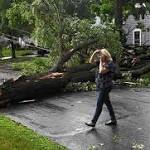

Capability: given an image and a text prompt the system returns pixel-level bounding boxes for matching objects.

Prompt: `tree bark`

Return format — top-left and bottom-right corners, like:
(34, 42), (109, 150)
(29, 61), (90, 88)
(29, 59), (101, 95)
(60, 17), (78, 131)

(130, 63), (150, 78)
(0, 69), (94, 107)
(0, 72), (70, 107)
(0, 46), (3, 58)
(115, 0), (125, 44)
(66, 63), (96, 72)
(51, 39), (98, 72)
(138, 53), (150, 60)
(115, 0), (123, 29)
(10, 41), (16, 59)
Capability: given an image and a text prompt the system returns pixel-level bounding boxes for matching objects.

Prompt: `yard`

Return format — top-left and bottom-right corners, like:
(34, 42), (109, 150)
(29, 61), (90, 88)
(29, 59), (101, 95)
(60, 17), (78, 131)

(0, 115), (67, 150)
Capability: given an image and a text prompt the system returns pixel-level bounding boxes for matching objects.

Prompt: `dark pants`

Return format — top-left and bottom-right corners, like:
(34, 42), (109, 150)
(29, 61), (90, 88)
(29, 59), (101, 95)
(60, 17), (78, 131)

(92, 87), (116, 124)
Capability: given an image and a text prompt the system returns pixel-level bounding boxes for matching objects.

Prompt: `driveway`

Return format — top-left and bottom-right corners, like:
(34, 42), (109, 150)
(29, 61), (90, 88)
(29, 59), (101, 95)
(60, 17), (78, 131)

(0, 88), (150, 150)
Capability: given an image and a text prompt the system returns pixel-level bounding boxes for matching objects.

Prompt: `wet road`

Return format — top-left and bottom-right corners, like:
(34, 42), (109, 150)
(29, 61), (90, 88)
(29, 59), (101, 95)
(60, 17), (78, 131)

(0, 88), (150, 150)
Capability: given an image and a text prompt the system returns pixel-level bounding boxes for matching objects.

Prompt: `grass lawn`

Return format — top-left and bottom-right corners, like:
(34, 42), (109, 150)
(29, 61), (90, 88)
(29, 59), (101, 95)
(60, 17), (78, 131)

(2, 48), (33, 57)
(0, 115), (67, 150)
(0, 55), (51, 76)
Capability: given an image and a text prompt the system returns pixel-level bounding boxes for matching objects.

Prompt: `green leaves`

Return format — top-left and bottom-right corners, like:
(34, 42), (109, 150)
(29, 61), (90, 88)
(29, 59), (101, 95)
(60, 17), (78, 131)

(4, 0), (122, 70)
(6, 0), (34, 29)
(12, 57), (52, 76)
(65, 81), (96, 92)
(91, 0), (114, 23)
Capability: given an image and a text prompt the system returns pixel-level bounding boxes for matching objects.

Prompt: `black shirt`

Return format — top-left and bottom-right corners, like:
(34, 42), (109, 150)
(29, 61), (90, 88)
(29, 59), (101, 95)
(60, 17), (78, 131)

(95, 61), (116, 89)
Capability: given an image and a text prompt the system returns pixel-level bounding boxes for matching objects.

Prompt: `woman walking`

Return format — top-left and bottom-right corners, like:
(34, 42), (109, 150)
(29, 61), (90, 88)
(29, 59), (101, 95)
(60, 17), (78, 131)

(85, 49), (117, 127)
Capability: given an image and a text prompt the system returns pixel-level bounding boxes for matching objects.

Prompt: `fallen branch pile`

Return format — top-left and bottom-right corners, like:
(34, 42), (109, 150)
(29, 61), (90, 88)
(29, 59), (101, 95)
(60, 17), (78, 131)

(120, 47), (150, 77)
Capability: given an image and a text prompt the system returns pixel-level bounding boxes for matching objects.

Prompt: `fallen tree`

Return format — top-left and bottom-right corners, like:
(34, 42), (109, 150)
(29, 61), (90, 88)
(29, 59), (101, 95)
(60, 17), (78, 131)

(0, 61), (121, 107)
(1, 0), (149, 109)
(0, 66), (96, 107)
(0, 73), (69, 107)
(0, 74), (67, 107)
(0, 41), (149, 108)
(130, 63), (150, 78)
(0, 60), (150, 107)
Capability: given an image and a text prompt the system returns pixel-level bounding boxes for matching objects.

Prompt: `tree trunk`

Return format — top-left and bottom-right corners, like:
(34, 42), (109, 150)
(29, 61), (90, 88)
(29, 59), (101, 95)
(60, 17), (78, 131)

(0, 62), (122, 107)
(115, 0), (125, 44)
(0, 70), (94, 107)
(139, 53), (150, 60)
(51, 39), (98, 72)
(0, 72), (70, 107)
(10, 41), (16, 59)
(130, 63), (150, 78)
(0, 46), (3, 58)
(66, 63), (96, 72)
(115, 0), (123, 29)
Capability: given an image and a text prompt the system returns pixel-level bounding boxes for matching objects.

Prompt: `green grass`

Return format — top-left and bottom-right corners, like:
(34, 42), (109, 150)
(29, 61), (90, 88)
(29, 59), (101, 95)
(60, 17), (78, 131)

(0, 115), (67, 150)
(1, 48), (59, 76)
(12, 57), (52, 76)
(0, 55), (52, 76)
(137, 72), (150, 87)
(2, 48), (32, 57)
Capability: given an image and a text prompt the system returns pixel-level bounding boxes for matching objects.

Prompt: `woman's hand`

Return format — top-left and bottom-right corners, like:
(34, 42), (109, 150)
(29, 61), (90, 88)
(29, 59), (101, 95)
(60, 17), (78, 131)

(99, 58), (109, 74)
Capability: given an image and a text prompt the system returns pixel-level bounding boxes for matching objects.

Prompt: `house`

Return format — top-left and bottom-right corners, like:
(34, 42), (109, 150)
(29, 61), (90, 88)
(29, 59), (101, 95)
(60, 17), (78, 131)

(123, 13), (150, 47)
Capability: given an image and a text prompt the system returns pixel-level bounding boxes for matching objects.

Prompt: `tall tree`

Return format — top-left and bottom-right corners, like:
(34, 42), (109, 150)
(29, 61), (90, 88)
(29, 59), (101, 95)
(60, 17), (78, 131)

(0, 0), (12, 31)
(5, 0), (121, 71)
(0, 0), (12, 57)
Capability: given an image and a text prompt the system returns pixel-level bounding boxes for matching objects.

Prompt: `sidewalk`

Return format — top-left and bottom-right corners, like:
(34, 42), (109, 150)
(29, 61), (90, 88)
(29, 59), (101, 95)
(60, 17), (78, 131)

(0, 88), (150, 150)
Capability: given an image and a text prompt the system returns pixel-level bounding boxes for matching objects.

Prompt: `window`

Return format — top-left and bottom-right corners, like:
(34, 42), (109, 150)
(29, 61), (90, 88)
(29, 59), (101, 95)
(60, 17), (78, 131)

(133, 29), (141, 46)
(134, 31), (140, 44)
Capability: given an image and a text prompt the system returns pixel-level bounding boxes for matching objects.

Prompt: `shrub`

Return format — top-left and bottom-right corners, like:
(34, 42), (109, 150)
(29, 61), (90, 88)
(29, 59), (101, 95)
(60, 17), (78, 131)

(64, 81), (96, 92)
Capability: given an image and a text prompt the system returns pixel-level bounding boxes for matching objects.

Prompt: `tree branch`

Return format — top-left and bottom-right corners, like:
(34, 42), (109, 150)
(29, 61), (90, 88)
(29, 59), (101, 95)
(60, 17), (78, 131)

(51, 39), (98, 72)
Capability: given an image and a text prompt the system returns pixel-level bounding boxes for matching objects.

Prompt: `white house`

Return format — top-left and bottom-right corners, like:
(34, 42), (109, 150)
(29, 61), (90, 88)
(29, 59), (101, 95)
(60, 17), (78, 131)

(123, 13), (150, 46)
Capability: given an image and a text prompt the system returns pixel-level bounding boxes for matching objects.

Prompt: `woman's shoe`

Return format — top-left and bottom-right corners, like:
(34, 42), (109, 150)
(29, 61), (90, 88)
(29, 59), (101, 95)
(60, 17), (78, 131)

(85, 122), (95, 127)
(105, 120), (117, 126)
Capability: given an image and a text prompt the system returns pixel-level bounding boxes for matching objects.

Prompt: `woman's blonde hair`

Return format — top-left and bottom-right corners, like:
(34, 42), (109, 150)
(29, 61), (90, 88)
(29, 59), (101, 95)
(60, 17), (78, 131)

(100, 48), (112, 61)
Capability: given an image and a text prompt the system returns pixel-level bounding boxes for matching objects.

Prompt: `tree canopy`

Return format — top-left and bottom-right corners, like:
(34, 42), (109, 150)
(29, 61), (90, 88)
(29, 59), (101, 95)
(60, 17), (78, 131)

(6, 0), (150, 70)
